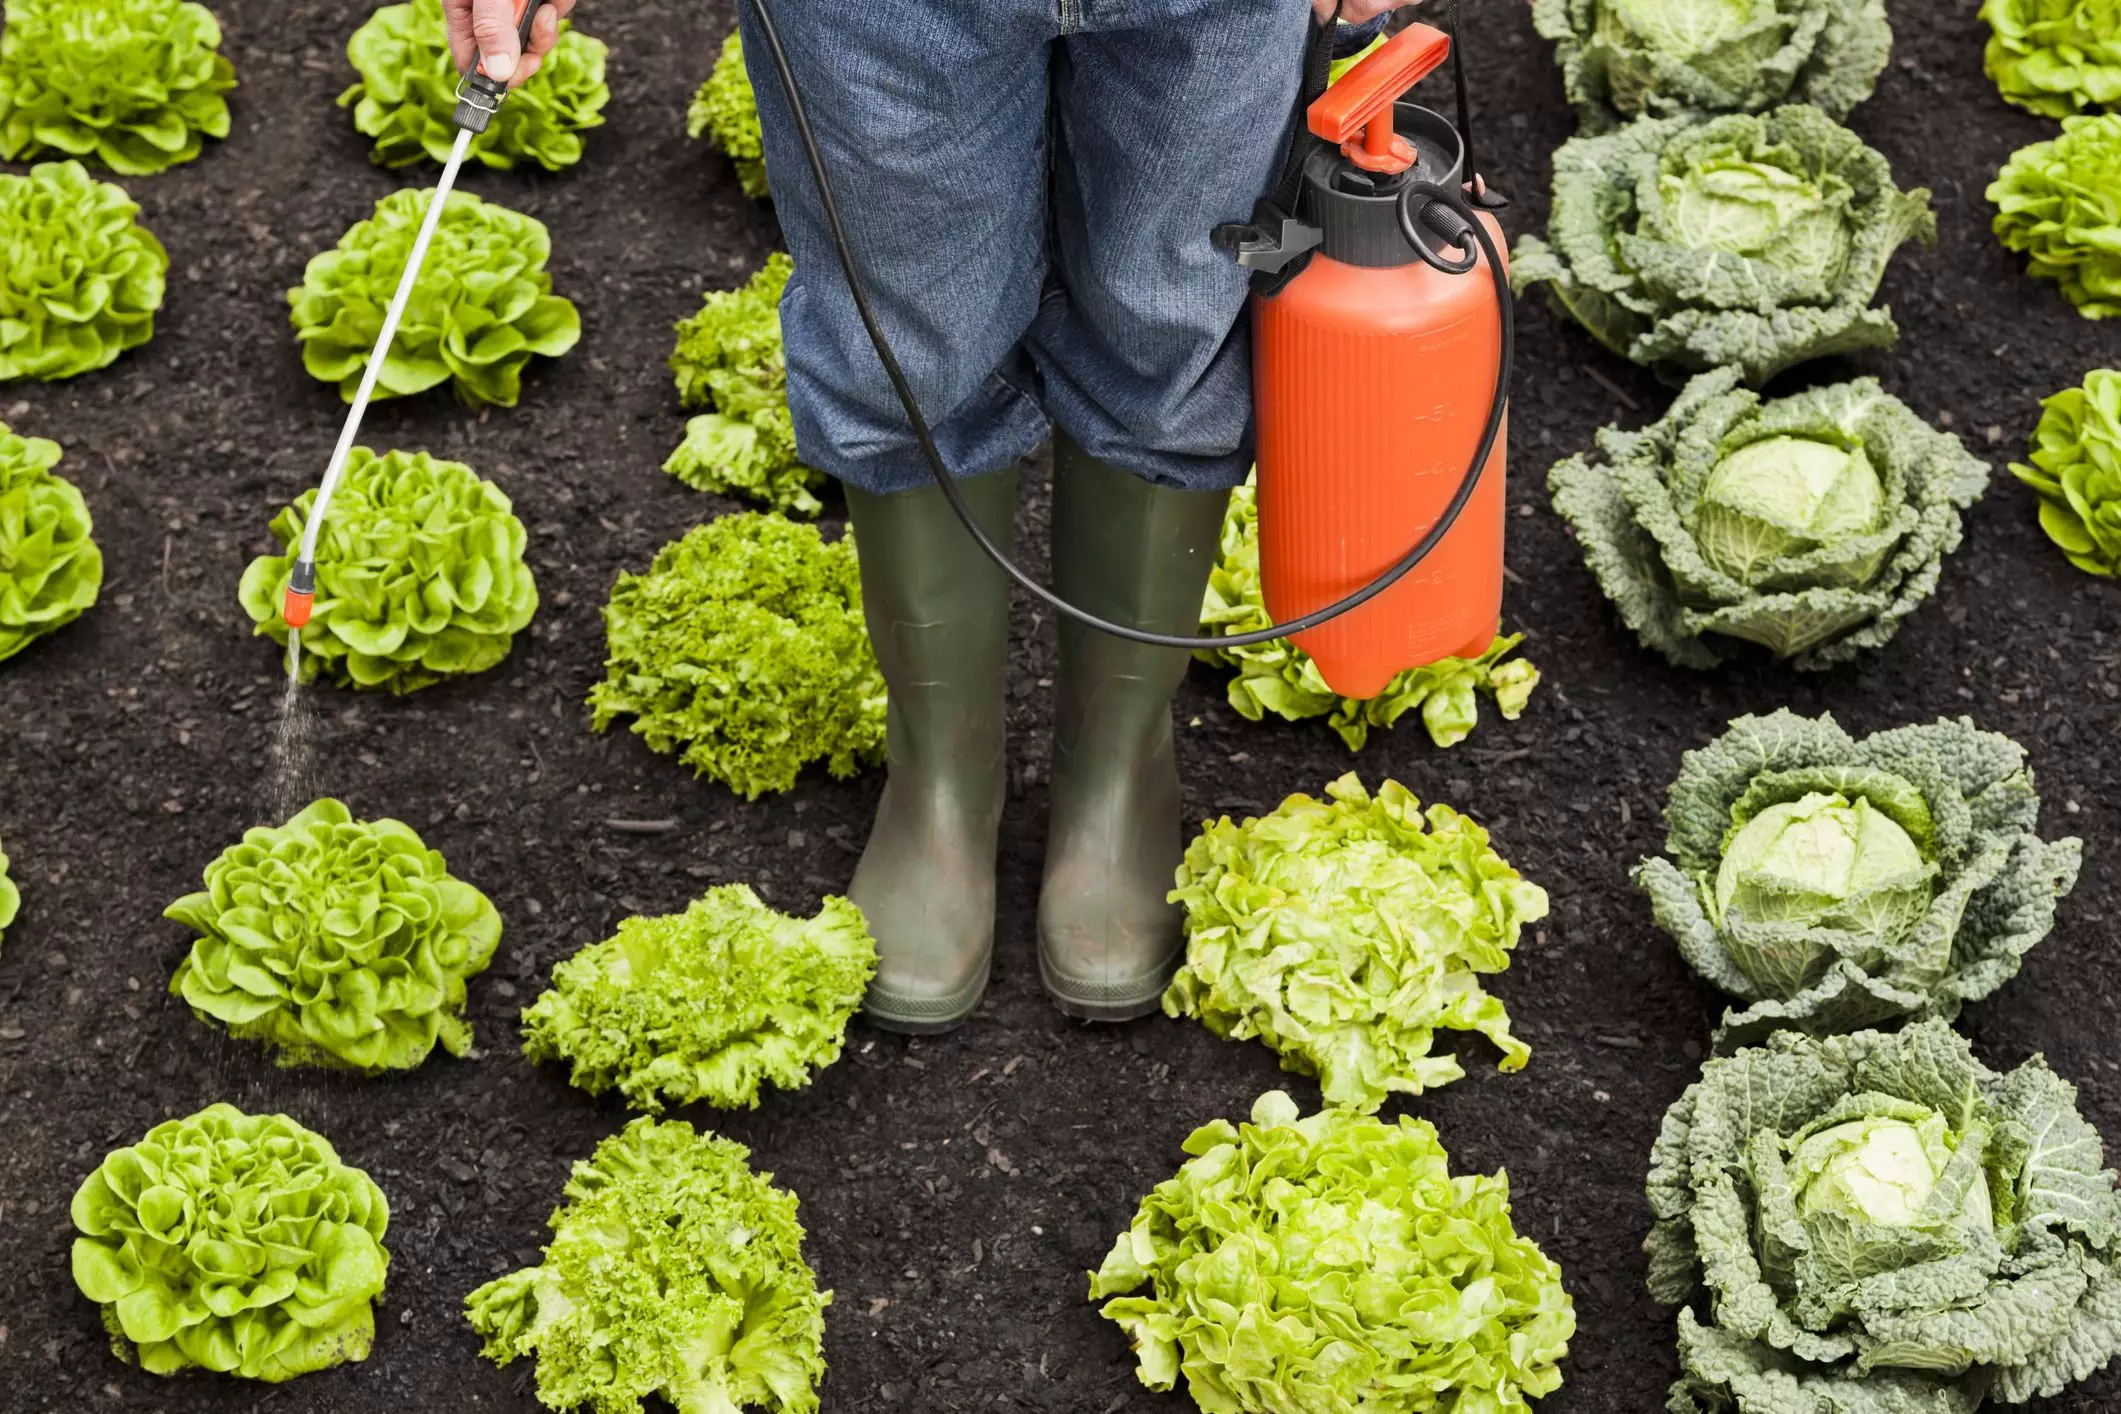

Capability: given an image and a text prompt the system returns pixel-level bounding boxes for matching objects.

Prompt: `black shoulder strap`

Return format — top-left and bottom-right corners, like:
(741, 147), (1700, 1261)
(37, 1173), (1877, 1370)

(1265, 2), (1343, 219)
(1445, 0), (1508, 210)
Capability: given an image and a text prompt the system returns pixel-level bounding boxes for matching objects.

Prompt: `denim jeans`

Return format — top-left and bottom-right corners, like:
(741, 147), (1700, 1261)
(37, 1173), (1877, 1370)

(735, 0), (1329, 494)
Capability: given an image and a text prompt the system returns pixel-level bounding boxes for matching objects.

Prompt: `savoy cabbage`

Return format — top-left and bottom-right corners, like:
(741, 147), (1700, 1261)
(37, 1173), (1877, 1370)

(1550, 368), (1989, 669)
(1636, 710), (2081, 1048)
(1512, 105), (1935, 385)
(1532, 0), (1891, 130)
(1649, 1021), (2121, 1411)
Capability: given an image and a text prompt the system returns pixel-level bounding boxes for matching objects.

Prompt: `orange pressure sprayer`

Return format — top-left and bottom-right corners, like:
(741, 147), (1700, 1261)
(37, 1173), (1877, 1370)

(1231, 23), (1512, 697)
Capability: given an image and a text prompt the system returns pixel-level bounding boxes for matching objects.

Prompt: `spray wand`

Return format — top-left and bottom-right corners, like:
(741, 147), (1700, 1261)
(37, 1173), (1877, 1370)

(281, 0), (550, 631)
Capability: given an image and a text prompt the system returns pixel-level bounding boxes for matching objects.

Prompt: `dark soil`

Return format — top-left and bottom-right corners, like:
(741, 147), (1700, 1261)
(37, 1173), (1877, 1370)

(2, 1), (2116, 1410)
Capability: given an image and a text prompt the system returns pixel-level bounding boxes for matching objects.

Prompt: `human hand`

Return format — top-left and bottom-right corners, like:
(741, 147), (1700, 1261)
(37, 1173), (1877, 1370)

(443, 0), (576, 86)
(1313, 0), (1428, 22)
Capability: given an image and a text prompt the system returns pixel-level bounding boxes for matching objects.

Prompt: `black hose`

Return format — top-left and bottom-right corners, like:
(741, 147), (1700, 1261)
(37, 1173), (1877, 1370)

(744, 0), (1512, 651)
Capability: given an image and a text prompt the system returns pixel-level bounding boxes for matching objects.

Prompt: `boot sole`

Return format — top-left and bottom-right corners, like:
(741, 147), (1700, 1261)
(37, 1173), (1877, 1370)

(862, 953), (992, 1035)
(1038, 946), (1176, 1023)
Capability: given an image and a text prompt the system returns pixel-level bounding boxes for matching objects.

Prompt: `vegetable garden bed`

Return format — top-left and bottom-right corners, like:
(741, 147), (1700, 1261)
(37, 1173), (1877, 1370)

(1, 1), (2117, 1411)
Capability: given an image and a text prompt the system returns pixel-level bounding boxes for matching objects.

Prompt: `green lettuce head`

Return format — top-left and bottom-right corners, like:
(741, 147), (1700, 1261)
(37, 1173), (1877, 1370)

(289, 187), (580, 407)
(1983, 0), (2121, 117)
(0, 0), (235, 175)
(1165, 773), (1547, 1113)
(522, 884), (876, 1113)
(1635, 710), (2081, 1048)
(167, 799), (502, 1073)
(466, 1116), (828, 1414)
(1648, 1021), (2121, 1412)
(1550, 369), (1988, 669)
(0, 160), (166, 382)
(666, 251), (823, 515)
(71, 1105), (391, 1381)
(1512, 106), (1935, 386)
(237, 447), (538, 693)
(1531, 0), (1891, 130)
(2013, 368), (2121, 575)
(1198, 478), (1539, 748)
(340, 0), (608, 171)
(0, 420), (102, 662)
(588, 513), (886, 800)
(0, 832), (18, 952)
(688, 30), (767, 199)
(1990, 114), (2121, 320)
(1091, 1090), (1576, 1414)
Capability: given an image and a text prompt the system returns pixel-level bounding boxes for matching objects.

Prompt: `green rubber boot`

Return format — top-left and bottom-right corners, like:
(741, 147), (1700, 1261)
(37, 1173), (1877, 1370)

(1039, 436), (1229, 1020)
(845, 470), (1019, 1033)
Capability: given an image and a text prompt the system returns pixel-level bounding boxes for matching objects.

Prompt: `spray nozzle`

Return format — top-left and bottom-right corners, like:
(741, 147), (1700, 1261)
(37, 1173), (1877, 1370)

(282, 559), (317, 629)
(452, 0), (549, 134)
(1308, 24), (1452, 176)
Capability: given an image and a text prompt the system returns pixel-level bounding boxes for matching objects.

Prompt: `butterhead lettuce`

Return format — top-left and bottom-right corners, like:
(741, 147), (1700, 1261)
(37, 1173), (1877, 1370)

(1092, 1090), (1575, 1413)
(0, 419), (102, 662)
(2013, 367), (2121, 575)
(0, 0), (235, 175)
(0, 160), (165, 382)
(666, 252), (823, 516)
(689, 31), (767, 199)
(1989, 113), (2121, 320)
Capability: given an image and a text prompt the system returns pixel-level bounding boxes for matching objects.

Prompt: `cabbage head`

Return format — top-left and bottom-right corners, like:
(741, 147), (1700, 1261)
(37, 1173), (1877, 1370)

(688, 30), (767, 199)
(0, 160), (166, 382)
(1198, 478), (1539, 748)
(667, 251), (824, 515)
(466, 1116), (828, 1414)
(71, 1104), (391, 1381)
(521, 884), (876, 1113)
(340, 0), (608, 171)
(1990, 113), (2121, 320)
(1165, 773), (1547, 1113)
(167, 799), (502, 1073)
(588, 513), (886, 800)
(1983, 0), (2121, 117)
(1550, 369), (1988, 669)
(1531, 0), (1891, 130)
(0, 419), (102, 662)
(1512, 106), (1936, 386)
(1636, 710), (2081, 1048)
(0, 831), (18, 953)
(237, 447), (538, 693)
(1648, 1021), (2121, 1411)
(0, 0), (235, 175)
(1091, 1090), (1576, 1414)
(2013, 368), (2121, 575)
(289, 187), (581, 407)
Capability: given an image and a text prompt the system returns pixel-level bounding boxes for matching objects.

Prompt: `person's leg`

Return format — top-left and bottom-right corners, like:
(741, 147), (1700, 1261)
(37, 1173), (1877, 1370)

(1032, 0), (1311, 1017)
(736, 0), (1054, 1029)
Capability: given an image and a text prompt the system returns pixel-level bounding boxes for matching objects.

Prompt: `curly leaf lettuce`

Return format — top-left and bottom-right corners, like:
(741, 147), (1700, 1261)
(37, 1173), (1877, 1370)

(688, 30), (767, 199)
(588, 514), (886, 800)
(1512, 106), (1935, 385)
(1990, 113), (2121, 320)
(465, 1116), (828, 1414)
(167, 799), (502, 1073)
(2014, 368), (2121, 575)
(1636, 710), (2081, 1048)
(0, 419), (101, 662)
(0, 832), (18, 953)
(1649, 1021), (2121, 1411)
(1165, 773), (1548, 1113)
(289, 187), (580, 407)
(522, 884), (876, 1113)
(1198, 478), (1539, 748)
(1983, 0), (2121, 117)
(1092, 1090), (1575, 1414)
(340, 0), (608, 171)
(0, 0), (235, 175)
(72, 1105), (391, 1381)
(1531, 0), (1892, 130)
(0, 160), (166, 382)
(236, 447), (538, 693)
(1550, 369), (1988, 669)
(667, 252), (823, 515)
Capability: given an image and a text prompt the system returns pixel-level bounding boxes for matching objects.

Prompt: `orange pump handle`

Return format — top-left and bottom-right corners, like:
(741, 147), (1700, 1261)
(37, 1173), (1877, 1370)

(1307, 24), (1453, 175)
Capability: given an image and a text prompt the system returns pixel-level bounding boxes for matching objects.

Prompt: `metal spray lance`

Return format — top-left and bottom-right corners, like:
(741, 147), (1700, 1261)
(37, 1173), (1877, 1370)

(280, 0), (552, 630)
